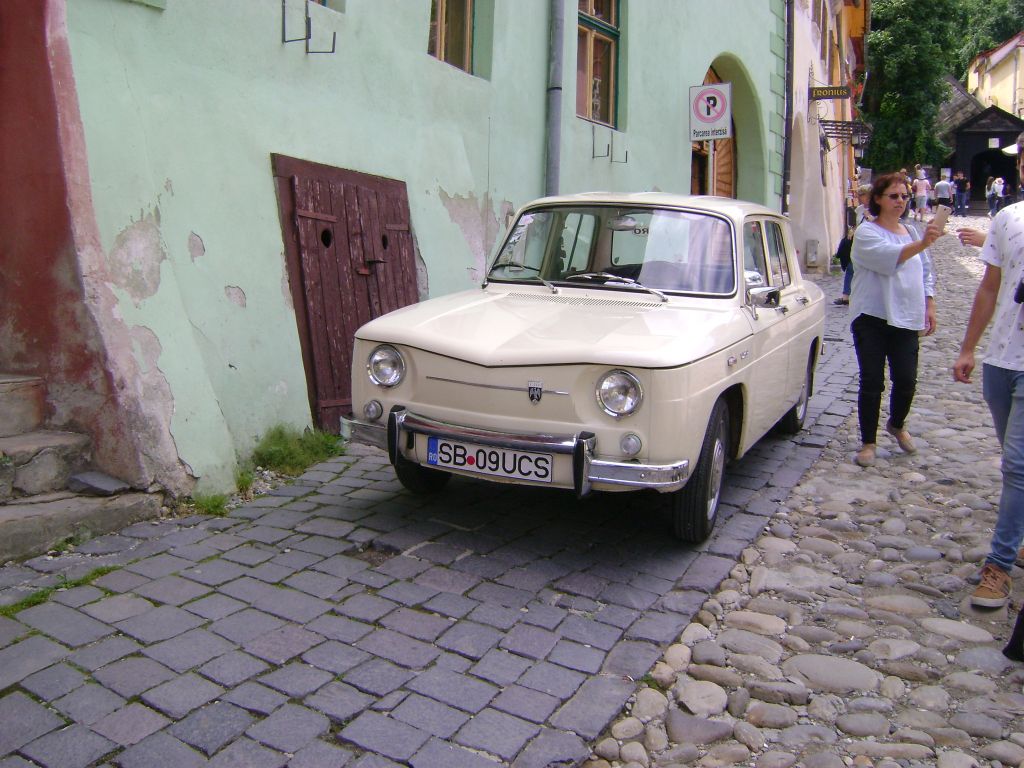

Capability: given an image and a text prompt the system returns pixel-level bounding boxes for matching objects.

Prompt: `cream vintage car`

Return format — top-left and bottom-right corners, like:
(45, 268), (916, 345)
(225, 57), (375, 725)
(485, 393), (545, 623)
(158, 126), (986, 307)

(342, 192), (825, 542)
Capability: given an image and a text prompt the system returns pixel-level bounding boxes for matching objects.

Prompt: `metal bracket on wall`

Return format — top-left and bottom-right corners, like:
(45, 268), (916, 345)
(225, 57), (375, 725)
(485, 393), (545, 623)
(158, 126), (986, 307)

(281, 0), (337, 54)
(591, 124), (610, 159)
(610, 131), (628, 164)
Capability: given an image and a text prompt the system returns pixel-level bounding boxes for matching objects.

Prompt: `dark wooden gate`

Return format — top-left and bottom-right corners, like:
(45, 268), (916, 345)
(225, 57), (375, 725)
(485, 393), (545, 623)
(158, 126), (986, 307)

(272, 155), (419, 433)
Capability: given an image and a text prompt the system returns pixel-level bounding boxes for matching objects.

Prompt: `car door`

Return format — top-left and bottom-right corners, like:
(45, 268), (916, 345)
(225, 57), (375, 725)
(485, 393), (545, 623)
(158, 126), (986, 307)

(741, 219), (791, 441)
(763, 219), (815, 402)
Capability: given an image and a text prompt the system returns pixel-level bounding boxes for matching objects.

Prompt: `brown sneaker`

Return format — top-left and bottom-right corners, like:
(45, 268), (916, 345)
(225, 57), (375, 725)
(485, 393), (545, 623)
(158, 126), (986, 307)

(885, 421), (917, 454)
(971, 563), (1012, 608)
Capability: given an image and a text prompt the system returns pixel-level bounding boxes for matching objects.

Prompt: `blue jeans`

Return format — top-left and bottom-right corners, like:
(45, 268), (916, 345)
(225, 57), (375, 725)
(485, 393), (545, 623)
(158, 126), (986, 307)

(842, 262), (854, 296)
(954, 191), (968, 215)
(983, 363), (1024, 571)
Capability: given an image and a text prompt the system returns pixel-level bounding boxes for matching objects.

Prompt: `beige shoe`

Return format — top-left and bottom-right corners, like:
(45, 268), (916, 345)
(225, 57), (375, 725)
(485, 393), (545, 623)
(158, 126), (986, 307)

(1016, 547), (1024, 568)
(971, 563), (1012, 608)
(854, 444), (876, 467)
(885, 421), (917, 454)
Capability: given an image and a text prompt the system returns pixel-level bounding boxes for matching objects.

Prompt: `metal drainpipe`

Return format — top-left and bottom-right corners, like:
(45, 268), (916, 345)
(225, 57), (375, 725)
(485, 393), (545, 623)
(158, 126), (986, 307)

(781, 0), (795, 214)
(545, 0), (564, 197)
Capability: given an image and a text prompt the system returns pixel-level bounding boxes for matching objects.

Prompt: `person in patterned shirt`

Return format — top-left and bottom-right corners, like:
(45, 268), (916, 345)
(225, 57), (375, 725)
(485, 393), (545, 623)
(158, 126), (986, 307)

(953, 131), (1024, 610)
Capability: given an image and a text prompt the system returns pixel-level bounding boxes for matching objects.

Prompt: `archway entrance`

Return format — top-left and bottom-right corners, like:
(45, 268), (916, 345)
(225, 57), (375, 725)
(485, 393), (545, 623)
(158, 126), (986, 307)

(691, 67), (736, 197)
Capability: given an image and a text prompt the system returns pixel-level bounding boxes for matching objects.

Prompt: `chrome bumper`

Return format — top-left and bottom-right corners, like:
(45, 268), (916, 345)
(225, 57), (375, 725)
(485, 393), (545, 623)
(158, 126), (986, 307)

(341, 406), (690, 497)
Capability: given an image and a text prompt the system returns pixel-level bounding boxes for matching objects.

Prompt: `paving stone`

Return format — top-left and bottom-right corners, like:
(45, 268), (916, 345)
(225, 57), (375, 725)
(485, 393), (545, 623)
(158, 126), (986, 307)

(406, 667), (498, 713)
(21, 662), (85, 701)
(305, 681), (374, 723)
(436, 621), (503, 660)
(490, 684), (561, 724)
(180, 558), (250, 586)
(68, 635), (140, 672)
(549, 676), (635, 740)
(283, 571), (347, 600)
(466, 602), (520, 630)
(208, 737), (287, 768)
(455, 707), (539, 760)
(0, 756), (39, 768)
(91, 703), (170, 746)
(115, 730), (207, 768)
(288, 739), (355, 768)
(0, 691), (64, 755)
(305, 614), (374, 644)
(143, 628), (236, 673)
(222, 681), (288, 716)
(126, 554), (193, 579)
(115, 605), (205, 644)
(499, 623), (559, 660)
(356, 628), (441, 669)
(93, 656), (177, 698)
(246, 703), (329, 754)
(601, 639), (662, 680)
(169, 701), (255, 756)
(556, 614), (622, 651)
(198, 650), (270, 687)
(142, 673), (224, 719)
(92, 569), (151, 593)
(210, 609), (285, 644)
(134, 575), (212, 606)
(254, 588), (333, 624)
(81, 594), (155, 623)
(627, 610), (689, 644)
(379, 607), (452, 642)
(292, 536), (353, 558)
(309, 553), (368, 580)
(339, 711), (430, 762)
(51, 584), (105, 608)
(247, 561), (296, 584)
(520, 601), (568, 631)
(21, 723), (117, 768)
(244, 624), (323, 665)
(470, 649), (533, 686)
(183, 593), (247, 621)
(391, 693), (470, 739)
(260, 662), (333, 697)
(517, 661), (586, 701)
(52, 683), (125, 725)
(507, 727), (588, 768)
(0, 615), (27, 649)
(415, 566), (481, 596)
(342, 657), (415, 696)
(548, 639), (604, 673)
(336, 593), (398, 622)
(17, 602), (113, 647)
(376, 581), (438, 607)
(410, 737), (502, 768)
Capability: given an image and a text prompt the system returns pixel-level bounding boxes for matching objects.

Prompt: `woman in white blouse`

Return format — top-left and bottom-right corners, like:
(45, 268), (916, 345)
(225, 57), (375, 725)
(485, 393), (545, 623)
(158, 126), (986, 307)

(849, 172), (944, 467)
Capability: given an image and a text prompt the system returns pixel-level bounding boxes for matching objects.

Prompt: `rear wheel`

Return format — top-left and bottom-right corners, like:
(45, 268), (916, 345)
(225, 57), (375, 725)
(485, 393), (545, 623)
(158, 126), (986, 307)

(778, 353), (814, 434)
(671, 398), (729, 543)
(393, 451), (450, 494)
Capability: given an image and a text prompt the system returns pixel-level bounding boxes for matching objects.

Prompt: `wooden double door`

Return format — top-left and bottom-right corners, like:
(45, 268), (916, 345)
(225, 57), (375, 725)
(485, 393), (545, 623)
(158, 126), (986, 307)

(273, 155), (419, 433)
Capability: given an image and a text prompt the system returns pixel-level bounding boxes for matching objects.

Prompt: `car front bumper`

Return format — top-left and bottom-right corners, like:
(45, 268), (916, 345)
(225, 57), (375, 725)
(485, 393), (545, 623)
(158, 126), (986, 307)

(341, 406), (690, 497)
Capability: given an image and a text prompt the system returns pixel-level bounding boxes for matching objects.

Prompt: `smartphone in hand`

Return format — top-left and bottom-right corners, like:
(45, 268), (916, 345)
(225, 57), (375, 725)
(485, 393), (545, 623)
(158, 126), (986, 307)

(932, 204), (952, 229)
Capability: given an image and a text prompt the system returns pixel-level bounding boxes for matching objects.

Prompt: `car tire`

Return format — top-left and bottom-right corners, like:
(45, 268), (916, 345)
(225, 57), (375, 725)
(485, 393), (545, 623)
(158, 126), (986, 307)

(393, 451), (451, 494)
(671, 398), (729, 543)
(778, 353), (813, 434)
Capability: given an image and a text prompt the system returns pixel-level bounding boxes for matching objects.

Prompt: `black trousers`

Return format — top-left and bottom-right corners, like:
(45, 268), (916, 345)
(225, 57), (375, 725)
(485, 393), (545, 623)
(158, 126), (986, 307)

(851, 313), (920, 445)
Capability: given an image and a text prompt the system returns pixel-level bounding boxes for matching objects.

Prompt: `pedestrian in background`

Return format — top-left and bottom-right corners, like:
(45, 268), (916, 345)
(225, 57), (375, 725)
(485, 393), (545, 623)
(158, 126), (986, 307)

(912, 173), (931, 221)
(953, 131), (1024, 610)
(834, 185), (872, 306)
(934, 173), (952, 212)
(849, 172), (940, 468)
(986, 176), (997, 217)
(952, 170), (970, 216)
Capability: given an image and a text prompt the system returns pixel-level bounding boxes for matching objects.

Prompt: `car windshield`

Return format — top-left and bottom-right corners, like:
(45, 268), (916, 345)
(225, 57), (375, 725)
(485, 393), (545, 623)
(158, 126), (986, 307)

(488, 206), (736, 295)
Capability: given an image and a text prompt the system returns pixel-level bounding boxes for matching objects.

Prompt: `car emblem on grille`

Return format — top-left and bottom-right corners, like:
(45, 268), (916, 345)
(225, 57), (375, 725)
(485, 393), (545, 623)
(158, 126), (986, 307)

(528, 381), (543, 403)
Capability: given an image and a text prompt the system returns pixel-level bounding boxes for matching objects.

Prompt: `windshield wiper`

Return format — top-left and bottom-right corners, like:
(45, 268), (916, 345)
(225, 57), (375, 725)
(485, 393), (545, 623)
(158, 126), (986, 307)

(485, 263), (558, 294)
(563, 272), (668, 303)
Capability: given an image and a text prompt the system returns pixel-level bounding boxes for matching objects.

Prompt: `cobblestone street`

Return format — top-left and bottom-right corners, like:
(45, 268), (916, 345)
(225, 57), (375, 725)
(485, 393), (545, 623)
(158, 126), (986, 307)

(1, 215), (1021, 767)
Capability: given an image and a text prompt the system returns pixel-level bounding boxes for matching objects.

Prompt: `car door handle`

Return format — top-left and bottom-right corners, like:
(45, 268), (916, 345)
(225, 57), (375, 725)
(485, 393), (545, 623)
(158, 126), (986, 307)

(796, 295), (809, 305)
(776, 305), (789, 314)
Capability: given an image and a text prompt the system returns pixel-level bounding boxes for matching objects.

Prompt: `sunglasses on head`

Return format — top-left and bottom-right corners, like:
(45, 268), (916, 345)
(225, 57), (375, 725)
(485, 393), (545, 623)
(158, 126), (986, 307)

(885, 193), (910, 201)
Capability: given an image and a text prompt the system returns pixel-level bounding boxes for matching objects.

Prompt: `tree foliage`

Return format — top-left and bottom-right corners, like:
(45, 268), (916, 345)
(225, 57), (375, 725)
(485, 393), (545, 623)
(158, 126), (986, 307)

(861, 0), (962, 171)
(955, 0), (1024, 76)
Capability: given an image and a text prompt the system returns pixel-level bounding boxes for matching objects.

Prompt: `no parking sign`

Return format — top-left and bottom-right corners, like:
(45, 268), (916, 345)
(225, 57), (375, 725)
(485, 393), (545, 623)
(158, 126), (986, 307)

(689, 83), (732, 141)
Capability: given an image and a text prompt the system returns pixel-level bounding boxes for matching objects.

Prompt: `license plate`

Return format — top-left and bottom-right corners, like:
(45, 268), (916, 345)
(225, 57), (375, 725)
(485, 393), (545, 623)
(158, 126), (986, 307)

(426, 437), (553, 483)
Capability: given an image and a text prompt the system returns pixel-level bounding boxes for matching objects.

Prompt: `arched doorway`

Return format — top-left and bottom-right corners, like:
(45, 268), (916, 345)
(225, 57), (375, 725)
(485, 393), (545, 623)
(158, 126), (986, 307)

(691, 67), (736, 197)
(970, 148), (1019, 202)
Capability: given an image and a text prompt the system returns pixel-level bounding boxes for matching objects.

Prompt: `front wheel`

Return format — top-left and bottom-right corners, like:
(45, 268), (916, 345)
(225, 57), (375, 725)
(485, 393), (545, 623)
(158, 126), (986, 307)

(671, 399), (729, 543)
(393, 451), (450, 494)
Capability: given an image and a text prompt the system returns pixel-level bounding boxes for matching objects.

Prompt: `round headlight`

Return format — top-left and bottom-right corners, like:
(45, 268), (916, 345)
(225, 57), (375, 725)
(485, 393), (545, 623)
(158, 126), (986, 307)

(367, 345), (405, 387)
(596, 370), (642, 417)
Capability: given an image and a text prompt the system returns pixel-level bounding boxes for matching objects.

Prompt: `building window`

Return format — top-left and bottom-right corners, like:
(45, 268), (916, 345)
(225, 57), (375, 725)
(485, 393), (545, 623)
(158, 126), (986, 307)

(429, 0), (473, 72)
(576, 0), (619, 126)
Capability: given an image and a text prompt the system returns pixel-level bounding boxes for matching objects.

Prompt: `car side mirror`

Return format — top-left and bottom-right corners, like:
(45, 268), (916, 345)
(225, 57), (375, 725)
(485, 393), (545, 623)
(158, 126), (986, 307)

(748, 286), (781, 308)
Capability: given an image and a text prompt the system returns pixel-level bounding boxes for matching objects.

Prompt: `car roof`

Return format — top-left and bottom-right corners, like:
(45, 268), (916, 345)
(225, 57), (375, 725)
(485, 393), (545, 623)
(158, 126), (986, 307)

(521, 191), (783, 220)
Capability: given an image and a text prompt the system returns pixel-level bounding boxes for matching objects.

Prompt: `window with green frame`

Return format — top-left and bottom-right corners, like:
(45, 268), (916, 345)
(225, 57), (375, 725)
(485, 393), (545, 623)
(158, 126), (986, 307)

(576, 0), (619, 127)
(429, 0), (474, 73)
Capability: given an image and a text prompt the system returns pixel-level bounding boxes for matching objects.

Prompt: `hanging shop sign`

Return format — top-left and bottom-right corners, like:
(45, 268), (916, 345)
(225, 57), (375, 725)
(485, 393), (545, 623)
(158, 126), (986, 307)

(809, 86), (850, 100)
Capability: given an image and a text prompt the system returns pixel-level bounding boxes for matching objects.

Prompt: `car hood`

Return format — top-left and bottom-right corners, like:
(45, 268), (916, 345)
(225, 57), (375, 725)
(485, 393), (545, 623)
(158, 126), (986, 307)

(355, 287), (751, 368)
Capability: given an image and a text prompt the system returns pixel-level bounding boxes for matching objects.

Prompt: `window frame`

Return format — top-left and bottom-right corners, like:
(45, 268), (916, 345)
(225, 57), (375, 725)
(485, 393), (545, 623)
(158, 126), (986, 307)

(576, 0), (620, 127)
(429, 0), (474, 73)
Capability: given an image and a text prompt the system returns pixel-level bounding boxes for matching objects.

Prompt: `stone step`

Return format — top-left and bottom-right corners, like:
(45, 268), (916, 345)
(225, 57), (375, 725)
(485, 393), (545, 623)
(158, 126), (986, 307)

(0, 492), (163, 562)
(0, 430), (92, 500)
(0, 374), (45, 437)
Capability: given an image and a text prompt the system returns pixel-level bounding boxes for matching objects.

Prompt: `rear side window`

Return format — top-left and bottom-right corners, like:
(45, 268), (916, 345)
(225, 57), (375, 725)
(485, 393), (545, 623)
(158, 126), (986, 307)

(764, 220), (791, 287)
(743, 221), (767, 288)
